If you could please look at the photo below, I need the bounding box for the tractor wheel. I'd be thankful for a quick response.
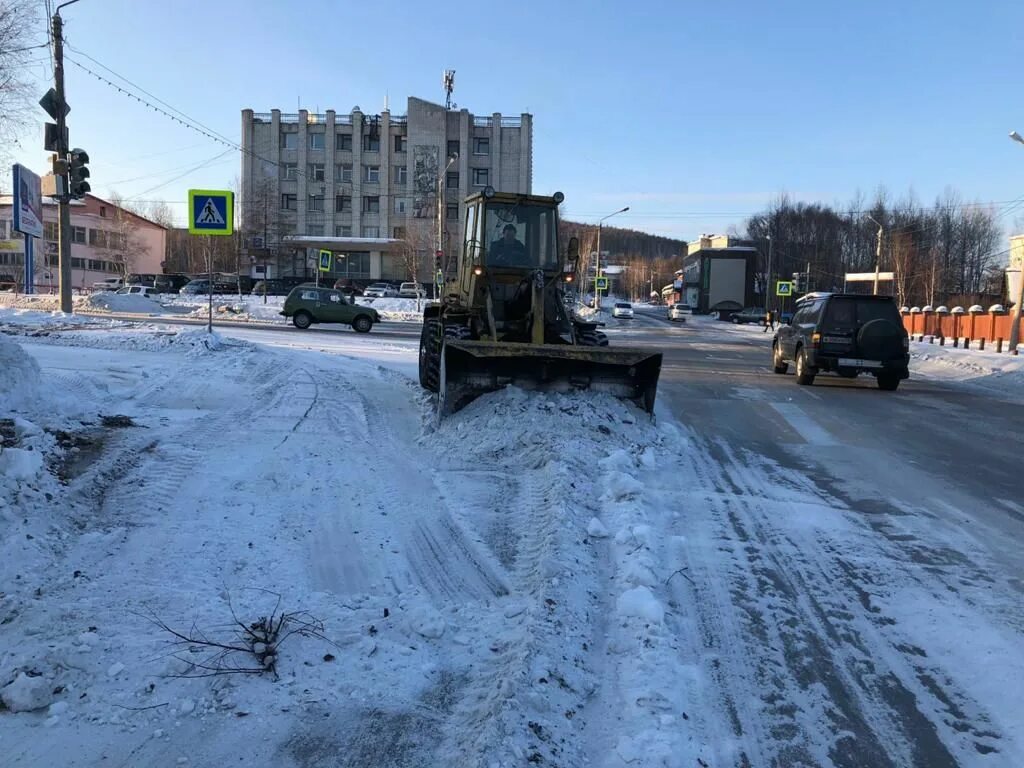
[419,319,442,392]
[578,330,609,347]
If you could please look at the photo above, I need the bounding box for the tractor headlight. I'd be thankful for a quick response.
[473,266,484,276]
[565,273,574,282]
[482,186,496,198]
[552,191,565,204]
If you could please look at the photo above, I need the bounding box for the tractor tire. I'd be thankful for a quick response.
[578,330,609,347]
[795,348,816,386]
[419,319,443,392]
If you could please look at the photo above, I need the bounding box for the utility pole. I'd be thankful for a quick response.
[867,214,883,295]
[52,8,74,313]
[1009,260,1024,355]
[436,153,458,301]
[765,234,773,315]
[594,206,629,310]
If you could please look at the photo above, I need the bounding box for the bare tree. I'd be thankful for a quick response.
[102,193,148,280]
[0,0,41,166]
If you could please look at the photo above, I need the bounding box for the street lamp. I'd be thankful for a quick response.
[435,153,459,300]
[594,206,629,310]
[865,213,884,295]
[1008,131,1024,352]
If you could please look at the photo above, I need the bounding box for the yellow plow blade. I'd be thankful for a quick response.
[439,340,662,418]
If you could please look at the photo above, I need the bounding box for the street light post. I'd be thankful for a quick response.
[866,214,884,295]
[435,153,458,301]
[594,206,629,310]
[1007,131,1024,352]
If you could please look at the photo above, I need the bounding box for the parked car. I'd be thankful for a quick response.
[363,282,399,298]
[115,285,160,297]
[92,277,125,291]
[398,282,425,299]
[0,274,16,292]
[179,279,234,295]
[251,277,303,296]
[612,302,634,319]
[280,284,380,332]
[772,292,909,390]
[332,278,367,296]
[667,303,690,322]
[732,306,767,324]
[153,274,191,293]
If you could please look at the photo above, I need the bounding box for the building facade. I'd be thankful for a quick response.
[0,194,166,291]
[239,96,533,283]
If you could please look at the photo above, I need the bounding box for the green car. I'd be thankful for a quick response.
[280,284,380,332]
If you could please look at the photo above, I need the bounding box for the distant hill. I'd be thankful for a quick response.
[561,221,686,262]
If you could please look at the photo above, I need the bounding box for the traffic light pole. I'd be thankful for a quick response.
[52,10,73,313]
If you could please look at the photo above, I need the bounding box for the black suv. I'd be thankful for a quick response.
[772,293,909,390]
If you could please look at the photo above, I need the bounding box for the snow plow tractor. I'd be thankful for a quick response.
[418,188,663,417]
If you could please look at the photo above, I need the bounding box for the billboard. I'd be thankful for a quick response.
[12,164,43,239]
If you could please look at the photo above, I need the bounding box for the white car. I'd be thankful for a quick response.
[363,282,399,298]
[116,285,159,297]
[92,277,124,291]
[398,282,425,298]
[667,303,690,321]
[612,302,634,319]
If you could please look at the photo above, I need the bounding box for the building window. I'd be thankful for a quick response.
[362,196,380,213]
[307,224,324,236]
[71,257,85,268]
[446,171,459,188]
[337,133,352,151]
[281,132,297,150]
[88,259,103,271]
[446,203,459,221]
[44,221,58,241]
[335,225,352,237]
[308,163,324,181]
[393,226,406,239]
[361,226,380,238]
[473,137,490,155]
[447,140,460,158]
[99,206,107,218]
[362,133,380,152]
[472,168,489,186]
[336,163,353,182]
[308,194,324,212]
[394,135,406,152]
[335,194,351,212]
[71,226,86,244]
[282,163,298,180]
[363,165,380,183]
[394,197,409,215]
[0,220,7,239]
[88,229,109,248]
[281,194,297,211]
[309,132,325,150]
[392,166,407,185]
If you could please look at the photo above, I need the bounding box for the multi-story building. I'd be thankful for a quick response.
[239,96,533,283]
[0,194,167,291]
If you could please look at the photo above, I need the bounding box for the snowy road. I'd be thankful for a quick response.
[2,310,1022,767]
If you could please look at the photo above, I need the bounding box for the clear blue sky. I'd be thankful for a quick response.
[11,0,1024,240]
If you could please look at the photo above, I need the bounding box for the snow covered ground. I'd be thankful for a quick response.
[3,309,1022,766]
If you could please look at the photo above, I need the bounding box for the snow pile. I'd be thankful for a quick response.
[355,297,423,322]
[0,334,41,410]
[912,343,1024,394]
[0,307,129,331]
[84,291,165,314]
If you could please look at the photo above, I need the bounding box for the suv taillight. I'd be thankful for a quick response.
[811,332,821,348]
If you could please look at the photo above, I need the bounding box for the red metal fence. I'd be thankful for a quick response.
[902,310,1023,350]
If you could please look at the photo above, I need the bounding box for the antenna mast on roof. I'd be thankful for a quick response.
[443,69,455,110]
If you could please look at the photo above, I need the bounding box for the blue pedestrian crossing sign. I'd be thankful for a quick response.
[595,276,609,291]
[318,250,332,272]
[776,280,793,297]
[188,189,234,235]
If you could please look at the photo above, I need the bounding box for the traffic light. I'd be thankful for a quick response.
[69,148,90,199]
[792,272,804,293]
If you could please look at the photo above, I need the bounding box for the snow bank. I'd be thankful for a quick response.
[912,343,1024,395]
[616,585,665,624]
[355,297,424,322]
[0,334,41,410]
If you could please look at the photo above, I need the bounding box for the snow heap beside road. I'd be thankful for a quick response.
[426,387,699,766]
[84,291,166,314]
[0,333,41,411]
[912,342,1024,394]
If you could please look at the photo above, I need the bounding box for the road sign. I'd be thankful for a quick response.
[776,280,793,297]
[318,250,332,272]
[595,276,609,291]
[188,189,234,235]
[844,271,894,282]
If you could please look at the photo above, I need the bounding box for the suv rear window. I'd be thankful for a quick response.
[823,298,901,330]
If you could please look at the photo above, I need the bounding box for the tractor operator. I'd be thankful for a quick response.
[489,223,527,264]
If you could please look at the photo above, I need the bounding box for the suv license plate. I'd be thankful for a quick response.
[839,358,882,368]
